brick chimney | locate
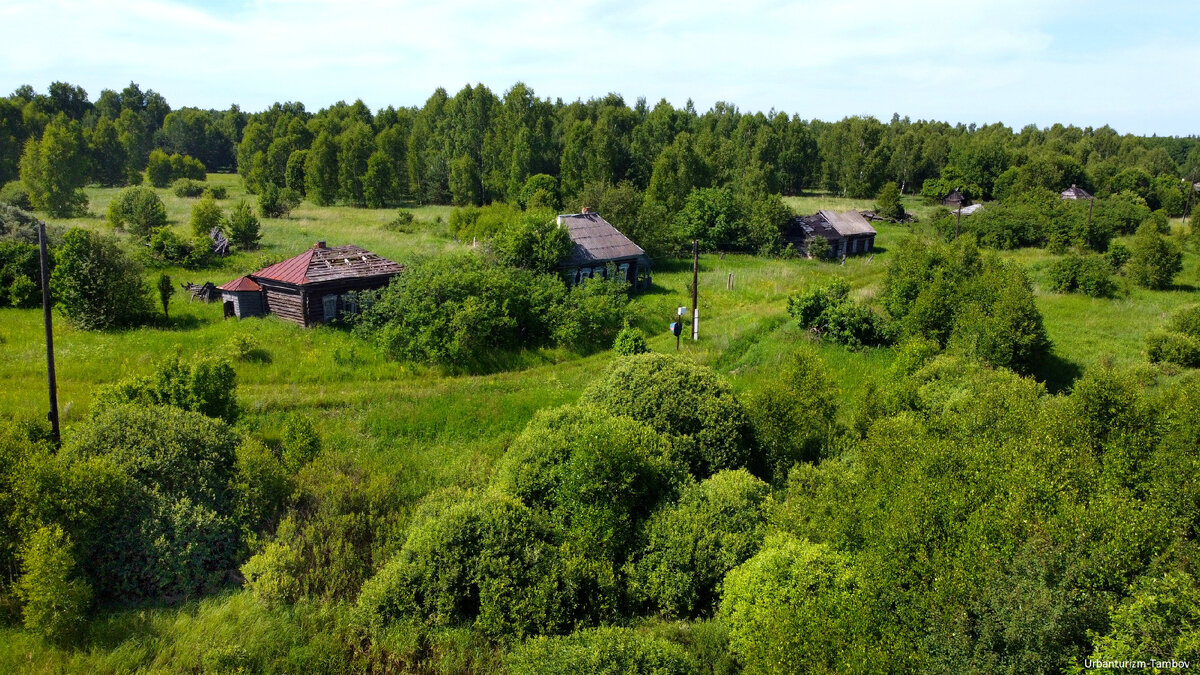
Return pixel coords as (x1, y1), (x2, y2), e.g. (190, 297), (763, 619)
(315, 241), (326, 249)
(580, 206), (590, 214)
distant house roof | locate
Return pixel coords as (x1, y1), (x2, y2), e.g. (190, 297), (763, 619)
(250, 243), (403, 286)
(1061, 184), (1093, 200)
(819, 210), (876, 237)
(953, 204), (984, 216)
(791, 214), (841, 242)
(943, 189), (967, 206)
(555, 211), (646, 267)
(217, 276), (261, 292)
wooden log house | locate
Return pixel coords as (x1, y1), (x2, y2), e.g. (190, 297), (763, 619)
(219, 242), (403, 326)
(783, 210), (877, 258)
(556, 209), (652, 289)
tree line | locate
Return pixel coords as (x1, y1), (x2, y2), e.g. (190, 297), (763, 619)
(4, 81), (1199, 224)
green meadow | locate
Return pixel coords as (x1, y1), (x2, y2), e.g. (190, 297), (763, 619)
(0, 179), (1197, 671)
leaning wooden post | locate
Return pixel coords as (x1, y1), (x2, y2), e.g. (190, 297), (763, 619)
(1087, 197), (1094, 234)
(38, 221), (60, 445)
(691, 240), (699, 341)
(955, 207), (962, 240)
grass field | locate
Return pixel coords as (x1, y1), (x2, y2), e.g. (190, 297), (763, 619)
(0, 179), (1197, 671)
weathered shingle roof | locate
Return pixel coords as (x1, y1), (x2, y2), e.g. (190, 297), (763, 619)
(251, 244), (403, 286)
(556, 212), (646, 267)
(1060, 184), (1093, 200)
(819, 210), (876, 236)
(217, 276), (261, 292)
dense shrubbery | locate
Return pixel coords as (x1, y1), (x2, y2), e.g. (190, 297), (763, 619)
(505, 627), (697, 675)
(146, 149), (206, 187)
(787, 277), (888, 348)
(1047, 253), (1117, 297)
(146, 226), (214, 268)
(355, 253), (629, 366)
(488, 208), (571, 273)
(0, 239), (42, 308)
(632, 469), (769, 618)
(612, 322), (649, 355)
(583, 353), (757, 479)
(227, 199), (261, 249)
(50, 228), (151, 329)
(881, 237), (1049, 373)
(172, 177), (206, 197)
(0, 180), (33, 210)
(744, 347), (840, 474)
(1127, 221), (1183, 289)
(1146, 305), (1200, 368)
(94, 354), (239, 423)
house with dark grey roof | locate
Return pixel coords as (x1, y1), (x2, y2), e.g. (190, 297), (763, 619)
(555, 209), (651, 289)
(1060, 184), (1093, 200)
(943, 189), (968, 208)
(218, 242), (403, 326)
(784, 210), (877, 258)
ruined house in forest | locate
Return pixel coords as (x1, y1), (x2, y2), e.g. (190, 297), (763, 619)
(218, 242), (402, 326)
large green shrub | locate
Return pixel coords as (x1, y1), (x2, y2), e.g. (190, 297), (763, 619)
(1046, 253), (1117, 298)
(787, 277), (888, 348)
(189, 193), (225, 237)
(492, 405), (683, 561)
(1127, 221), (1183, 290)
(632, 469), (769, 618)
(612, 322), (650, 355)
(106, 185), (167, 237)
(227, 199), (261, 250)
(94, 354), (239, 423)
(16, 525), (91, 641)
(720, 534), (884, 673)
(0, 239), (42, 308)
(355, 492), (617, 642)
(1146, 305), (1200, 368)
(50, 228), (151, 330)
(490, 209), (572, 273)
(874, 181), (905, 221)
(745, 347), (840, 475)
(583, 353), (757, 478)
(550, 273), (631, 352)
(505, 627), (697, 675)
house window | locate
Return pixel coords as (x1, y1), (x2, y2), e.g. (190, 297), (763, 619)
(580, 267), (592, 280)
(343, 291), (359, 315)
(322, 294), (338, 320)
(618, 263), (630, 281)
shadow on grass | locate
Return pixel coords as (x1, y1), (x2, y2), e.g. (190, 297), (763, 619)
(1032, 351), (1085, 394)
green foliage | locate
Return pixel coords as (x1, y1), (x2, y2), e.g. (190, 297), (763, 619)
(19, 117), (89, 216)
(94, 354), (239, 423)
(227, 199), (261, 249)
(258, 182), (300, 218)
(518, 173), (558, 210)
(203, 185), (227, 200)
(189, 193), (225, 237)
(583, 353), (756, 478)
(720, 534), (884, 673)
(1127, 221), (1183, 290)
(16, 525), (91, 641)
(745, 347), (840, 476)
(171, 177), (206, 197)
(1047, 253), (1117, 298)
(156, 273), (174, 319)
(0, 180), (32, 210)
(1089, 571), (1200, 666)
(355, 492), (617, 642)
(147, 227), (213, 268)
(633, 469), (769, 618)
(50, 228), (151, 329)
(1146, 305), (1200, 368)
(612, 322), (649, 356)
(806, 232), (831, 260)
(0, 239), (41, 308)
(106, 185), (167, 237)
(492, 405), (683, 562)
(146, 149), (205, 187)
(280, 415), (321, 471)
(505, 627), (697, 675)
(786, 277), (888, 348)
(383, 209), (416, 233)
(490, 209), (572, 272)
(874, 181), (905, 220)
(882, 237), (1049, 373)
(1106, 240), (1131, 270)
(550, 273), (631, 352)
(448, 201), (522, 241)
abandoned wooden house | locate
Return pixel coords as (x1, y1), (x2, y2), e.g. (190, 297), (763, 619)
(218, 242), (403, 326)
(943, 189), (969, 208)
(784, 210), (877, 258)
(555, 208), (651, 289)
(1060, 184), (1093, 200)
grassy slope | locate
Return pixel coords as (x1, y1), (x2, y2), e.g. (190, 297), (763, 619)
(0, 184), (1196, 670)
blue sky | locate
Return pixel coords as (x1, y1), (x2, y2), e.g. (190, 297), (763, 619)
(2, 0), (1197, 135)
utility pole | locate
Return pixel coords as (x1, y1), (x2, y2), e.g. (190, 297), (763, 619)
(691, 239), (699, 341)
(1087, 197), (1094, 235)
(38, 221), (60, 445)
(955, 207), (962, 239)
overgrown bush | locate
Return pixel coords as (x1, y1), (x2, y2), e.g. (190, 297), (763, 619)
(259, 182), (300, 218)
(632, 469), (769, 618)
(0, 180), (32, 210)
(490, 209), (571, 273)
(1146, 305), (1200, 368)
(583, 353), (756, 478)
(0, 240), (42, 308)
(1127, 221), (1183, 290)
(875, 181), (905, 221)
(492, 405), (683, 562)
(106, 185), (167, 237)
(94, 354), (239, 423)
(383, 209), (416, 233)
(505, 627), (697, 675)
(745, 347), (840, 475)
(550, 273), (631, 352)
(50, 228), (151, 329)
(1046, 253), (1116, 298)
(147, 227), (213, 268)
(190, 193), (225, 237)
(613, 322), (649, 355)
(172, 178), (206, 197)
(16, 525), (91, 641)
(147, 149), (206, 187)
(787, 277), (888, 348)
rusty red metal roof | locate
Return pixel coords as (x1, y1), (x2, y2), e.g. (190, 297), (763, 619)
(253, 249), (315, 285)
(217, 276), (262, 292)
(249, 244), (403, 286)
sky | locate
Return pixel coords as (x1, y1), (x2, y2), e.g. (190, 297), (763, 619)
(1, 0), (1197, 136)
